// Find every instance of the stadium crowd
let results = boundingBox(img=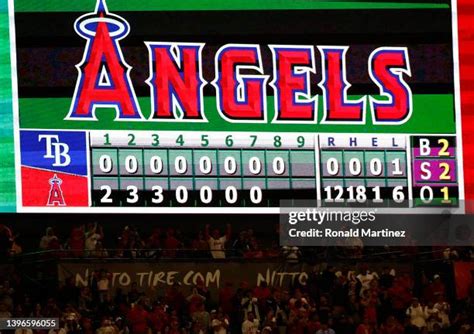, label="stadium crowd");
[1,222,473,262]
[0,263,473,334]
[0,222,473,333]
